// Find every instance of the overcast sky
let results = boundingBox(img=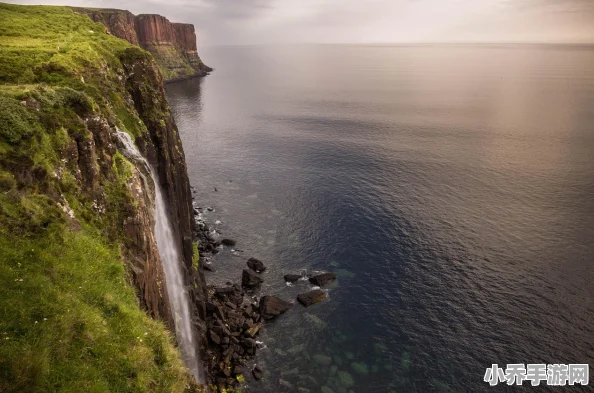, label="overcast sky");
[9,0,594,45]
